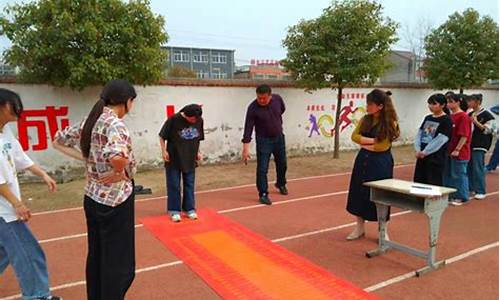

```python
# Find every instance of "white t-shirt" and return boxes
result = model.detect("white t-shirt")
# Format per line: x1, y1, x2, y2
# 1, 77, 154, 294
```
0, 125, 34, 223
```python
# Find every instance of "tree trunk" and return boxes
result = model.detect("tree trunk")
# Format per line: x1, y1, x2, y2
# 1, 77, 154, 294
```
459, 87, 464, 94
333, 87, 343, 159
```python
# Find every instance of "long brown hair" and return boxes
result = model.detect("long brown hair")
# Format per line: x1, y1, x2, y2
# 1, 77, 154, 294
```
359, 89, 400, 142
80, 79, 137, 158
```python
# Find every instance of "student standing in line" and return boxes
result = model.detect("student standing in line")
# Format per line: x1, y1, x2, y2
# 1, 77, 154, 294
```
466, 94, 496, 199
486, 104, 499, 172
443, 93, 472, 206
414, 93, 453, 186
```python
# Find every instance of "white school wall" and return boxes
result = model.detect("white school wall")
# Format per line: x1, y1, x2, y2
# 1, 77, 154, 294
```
0, 83, 497, 174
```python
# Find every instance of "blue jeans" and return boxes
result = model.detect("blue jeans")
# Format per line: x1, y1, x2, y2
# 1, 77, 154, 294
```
166, 167, 195, 214
0, 218, 51, 300
468, 150, 486, 194
486, 140, 499, 171
256, 134, 287, 196
443, 157, 470, 201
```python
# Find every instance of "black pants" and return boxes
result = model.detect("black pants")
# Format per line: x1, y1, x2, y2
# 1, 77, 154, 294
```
84, 193, 135, 300
414, 157, 444, 186
256, 134, 287, 196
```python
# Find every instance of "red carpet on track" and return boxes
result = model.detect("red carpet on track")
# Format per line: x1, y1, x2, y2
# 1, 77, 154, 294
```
141, 209, 378, 300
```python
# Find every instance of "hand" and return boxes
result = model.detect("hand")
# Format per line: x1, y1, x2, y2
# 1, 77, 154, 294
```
14, 203, 31, 222
162, 150, 170, 162
42, 174, 57, 192
451, 150, 460, 157
416, 152, 426, 159
361, 145, 375, 151
242, 148, 251, 164
97, 170, 128, 184
196, 152, 202, 161
361, 136, 375, 145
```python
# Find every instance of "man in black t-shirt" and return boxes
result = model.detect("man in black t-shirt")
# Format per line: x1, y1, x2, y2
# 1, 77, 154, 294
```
159, 104, 204, 222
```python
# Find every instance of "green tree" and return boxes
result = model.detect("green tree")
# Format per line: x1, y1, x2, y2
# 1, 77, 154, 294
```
282, 0, 397, 158
0, 0, 168, 90
423, 9, 499, 93
167, 65, 197, 79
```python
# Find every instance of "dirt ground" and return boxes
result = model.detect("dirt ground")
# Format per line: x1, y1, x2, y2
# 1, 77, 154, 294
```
18, 145, 420, 212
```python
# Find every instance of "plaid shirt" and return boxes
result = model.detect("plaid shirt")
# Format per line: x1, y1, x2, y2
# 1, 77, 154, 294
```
55, 107, 136, 207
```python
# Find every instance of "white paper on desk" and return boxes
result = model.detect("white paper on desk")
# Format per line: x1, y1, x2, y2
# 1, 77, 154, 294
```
409, 185, 442, 196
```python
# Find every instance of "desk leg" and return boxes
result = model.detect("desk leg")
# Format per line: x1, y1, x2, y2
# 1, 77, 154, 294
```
366, 203, 390, 258
416, 202, 447, 276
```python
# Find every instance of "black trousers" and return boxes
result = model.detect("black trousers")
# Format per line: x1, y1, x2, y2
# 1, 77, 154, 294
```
414, 157, 444, 186
84, 192, 135, 300
256, 134, 288, 196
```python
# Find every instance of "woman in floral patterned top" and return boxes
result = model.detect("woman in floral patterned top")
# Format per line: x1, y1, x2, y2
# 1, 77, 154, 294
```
53, 79, 137, 300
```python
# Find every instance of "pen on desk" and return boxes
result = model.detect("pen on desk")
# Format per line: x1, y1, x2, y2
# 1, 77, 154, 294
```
411, 185, 432, 190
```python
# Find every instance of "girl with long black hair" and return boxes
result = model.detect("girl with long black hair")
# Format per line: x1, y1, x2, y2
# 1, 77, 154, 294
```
54, 79, 137, 300
346, 89, 400, 240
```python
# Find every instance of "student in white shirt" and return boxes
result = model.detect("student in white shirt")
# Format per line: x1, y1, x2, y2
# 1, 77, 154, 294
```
0, 88, 61, 300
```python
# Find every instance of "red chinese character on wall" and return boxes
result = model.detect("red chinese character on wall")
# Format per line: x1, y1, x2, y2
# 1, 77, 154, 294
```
17, 106, 69, 151
166, 105, 175, 118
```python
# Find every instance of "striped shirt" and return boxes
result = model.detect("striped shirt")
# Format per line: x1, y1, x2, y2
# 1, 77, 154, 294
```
55, 107, 136, 207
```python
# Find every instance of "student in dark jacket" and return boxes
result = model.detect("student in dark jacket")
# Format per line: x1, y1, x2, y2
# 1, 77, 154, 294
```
414, 93, 453, 186
466, 94, 496, 199
159, 104, 204, 222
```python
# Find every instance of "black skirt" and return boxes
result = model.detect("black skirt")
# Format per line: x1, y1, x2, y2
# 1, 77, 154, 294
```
346, 148, 394, 221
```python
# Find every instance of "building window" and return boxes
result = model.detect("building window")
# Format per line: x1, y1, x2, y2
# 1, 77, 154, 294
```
212, 53, 227, 64
211, 68, 227, 79
253, 74, 264, 79
193, 52, 208, 63
197, 70, 209, 79
173, 51, 189, 62
266, 75, 278, 79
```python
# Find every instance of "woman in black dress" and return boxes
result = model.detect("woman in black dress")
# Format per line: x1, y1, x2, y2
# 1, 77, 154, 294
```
346, 89, 400, 240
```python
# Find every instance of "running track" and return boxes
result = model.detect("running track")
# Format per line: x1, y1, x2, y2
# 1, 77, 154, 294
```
0, 164, 498, 299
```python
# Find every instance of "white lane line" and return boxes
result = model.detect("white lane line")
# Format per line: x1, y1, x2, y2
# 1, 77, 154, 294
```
272, 210, 413, 243
218, 191, 347, 213
32, 164, 414, 216
38, 191, 346, 244
364, 242, 499, 292
38, 190, 499, 245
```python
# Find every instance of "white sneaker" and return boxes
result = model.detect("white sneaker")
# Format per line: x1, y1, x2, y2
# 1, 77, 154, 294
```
187, 211, 198, 220
170, 214, 181, 223
450, 199, 464, 206
474, 194, 486, 200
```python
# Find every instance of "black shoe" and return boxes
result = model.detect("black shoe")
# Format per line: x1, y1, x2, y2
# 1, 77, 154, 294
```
134, 185, 152, 195
36, 296, 63, 300
275, 183, 288, 195
259, 194, 272, 205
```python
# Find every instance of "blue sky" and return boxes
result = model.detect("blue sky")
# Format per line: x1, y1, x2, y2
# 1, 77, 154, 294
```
0, 0, 498, 65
